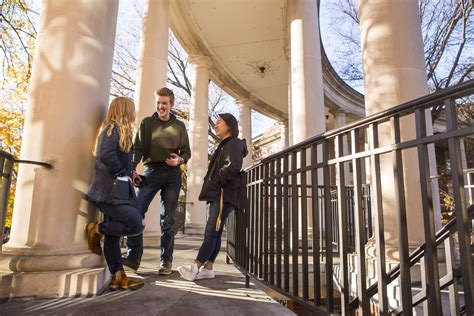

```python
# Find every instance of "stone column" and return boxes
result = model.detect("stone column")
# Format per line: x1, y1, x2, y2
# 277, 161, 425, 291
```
287, 70, 293, 147
289, 0, 326, 144
135, 0, 169, 116
331, 109, 352, 186
359, 0, 436, 257
237, 98, 253, 169
185, 55, 211, 234
134, 0, 170, 246
0, 0, 119, 297
278, 120, 289, 150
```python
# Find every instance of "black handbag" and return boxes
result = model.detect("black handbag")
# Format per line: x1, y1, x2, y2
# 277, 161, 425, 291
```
111, 178, 132, 199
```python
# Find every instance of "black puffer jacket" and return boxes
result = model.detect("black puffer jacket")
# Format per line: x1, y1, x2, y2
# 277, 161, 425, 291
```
86, 124, 137, 205
199, 137, 248, 208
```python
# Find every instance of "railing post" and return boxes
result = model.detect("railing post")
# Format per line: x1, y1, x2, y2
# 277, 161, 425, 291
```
351, 129, 369, 314
258, 164, 264, 279
283, 154, 290, 292
263, 162, 269, 282
250, 167, 256, 275
276, 157, 283, 289
415, 109, 442, 315
391, 116, 413, 315
323, 139, 334, 312
310, 143, 321, 305
445, 98, 474, 314
300, 148, 309, 301
369, 123, 389, 315
291, 151, 299, 297
335, 134, 350, 313
269, 160, 275, 285
0, 151, 14, 250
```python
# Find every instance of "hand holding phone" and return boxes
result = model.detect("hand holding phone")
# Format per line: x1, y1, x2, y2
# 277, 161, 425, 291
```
165, 153, 182, 167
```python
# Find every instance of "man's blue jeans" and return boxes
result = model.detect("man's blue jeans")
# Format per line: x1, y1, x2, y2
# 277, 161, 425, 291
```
126, 165, 181, 264
196, 201, 234, 264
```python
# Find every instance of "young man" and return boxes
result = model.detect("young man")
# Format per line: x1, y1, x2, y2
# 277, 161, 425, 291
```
124, 87, 191, 274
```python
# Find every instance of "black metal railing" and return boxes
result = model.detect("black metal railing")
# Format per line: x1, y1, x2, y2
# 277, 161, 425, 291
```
227, 80, 474, 315
330, 185, 372, 253
0, 150, 52, 246
0, 150, 15, 245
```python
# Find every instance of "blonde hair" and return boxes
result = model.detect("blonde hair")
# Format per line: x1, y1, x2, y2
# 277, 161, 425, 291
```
94, 97, 136, 155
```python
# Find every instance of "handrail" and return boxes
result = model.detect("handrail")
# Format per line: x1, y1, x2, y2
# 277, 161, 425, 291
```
1, 150, 52, 246
0, 150, 53, 170
14, 159, 53, 169
264, 79, 474, 161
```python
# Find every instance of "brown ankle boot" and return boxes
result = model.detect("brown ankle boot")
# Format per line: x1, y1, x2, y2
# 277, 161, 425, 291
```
109, 274, 121, 291
85, 222, 102, 255
118, 270, 144, 290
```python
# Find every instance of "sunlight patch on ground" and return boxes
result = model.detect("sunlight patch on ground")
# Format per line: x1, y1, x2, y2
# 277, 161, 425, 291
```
153, 279, 276, 303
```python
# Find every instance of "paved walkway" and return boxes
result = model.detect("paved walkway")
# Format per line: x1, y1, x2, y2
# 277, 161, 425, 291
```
0, 235, 295, 316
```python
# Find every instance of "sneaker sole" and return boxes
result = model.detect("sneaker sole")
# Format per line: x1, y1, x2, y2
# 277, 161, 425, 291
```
158, 270, 173, 275
195, 275, 215, 280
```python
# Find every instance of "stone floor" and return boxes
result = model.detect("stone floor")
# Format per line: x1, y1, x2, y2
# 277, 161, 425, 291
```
0, 235, 295, 316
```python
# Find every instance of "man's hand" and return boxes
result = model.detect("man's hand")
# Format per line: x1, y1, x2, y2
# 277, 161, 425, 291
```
165, 153, 182, 167
132, 170, 142, 184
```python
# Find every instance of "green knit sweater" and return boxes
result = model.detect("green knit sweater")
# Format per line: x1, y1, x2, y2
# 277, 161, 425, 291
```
132, 113, 191, 168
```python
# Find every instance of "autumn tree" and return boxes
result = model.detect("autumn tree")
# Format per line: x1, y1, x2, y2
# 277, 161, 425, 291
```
322, 0, 473, 96
0, 0, 38, 230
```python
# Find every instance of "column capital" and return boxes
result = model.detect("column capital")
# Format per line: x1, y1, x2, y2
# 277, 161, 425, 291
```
277, 118, 288, 126
235, 97, 252, 108
329, 108, 347, 116
188, 55, 212, 68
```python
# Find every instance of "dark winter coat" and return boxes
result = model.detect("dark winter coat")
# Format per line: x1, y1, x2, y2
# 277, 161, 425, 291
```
198, 137, 248, 209
86, 124, 137, 205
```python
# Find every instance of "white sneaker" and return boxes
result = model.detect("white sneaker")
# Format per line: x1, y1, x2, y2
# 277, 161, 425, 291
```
195, 267, 215, 280
177, 264, 199, 281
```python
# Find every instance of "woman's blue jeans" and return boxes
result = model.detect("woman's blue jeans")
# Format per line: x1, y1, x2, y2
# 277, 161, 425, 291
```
196, 201, 234, 264
96, 202, 143, 275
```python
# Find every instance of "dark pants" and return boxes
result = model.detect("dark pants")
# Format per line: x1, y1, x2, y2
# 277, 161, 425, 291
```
196, 201, 234, 264
96, 202, 143, 275
126, 165, 181, 264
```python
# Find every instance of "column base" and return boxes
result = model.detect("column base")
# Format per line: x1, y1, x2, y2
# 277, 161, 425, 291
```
0, 267, 108, 298
0, 251, 108, 298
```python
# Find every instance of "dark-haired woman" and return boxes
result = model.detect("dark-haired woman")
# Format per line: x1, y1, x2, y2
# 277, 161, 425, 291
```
178, 113, 248, 281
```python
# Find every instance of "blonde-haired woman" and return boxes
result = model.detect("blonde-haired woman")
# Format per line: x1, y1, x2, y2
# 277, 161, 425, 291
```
85, 97, 144, 291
